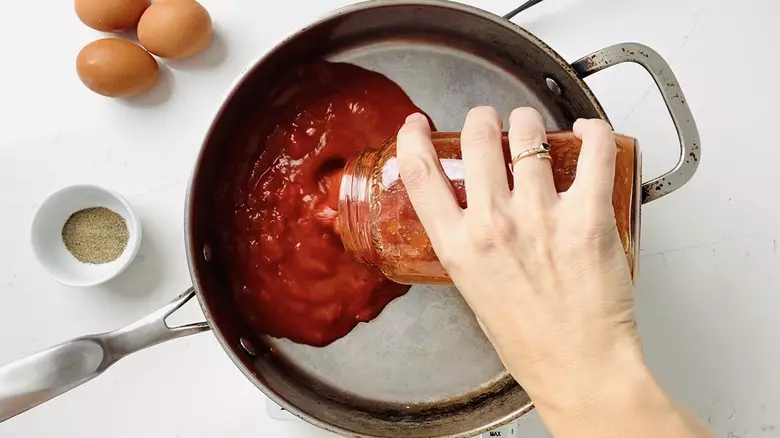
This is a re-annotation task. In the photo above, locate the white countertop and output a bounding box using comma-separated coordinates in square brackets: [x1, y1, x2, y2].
[1, 0, 778, 437]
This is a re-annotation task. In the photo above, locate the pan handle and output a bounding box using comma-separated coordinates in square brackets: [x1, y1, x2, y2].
[503, 0, 546, 19]
[571, 43, 701, 204]
[0, 288, 209, 423]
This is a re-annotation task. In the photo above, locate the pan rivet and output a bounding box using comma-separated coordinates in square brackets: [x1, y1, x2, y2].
[202, 244, 212, 262]
[545, 77, 562, 96]
[240, 337, 256, 356]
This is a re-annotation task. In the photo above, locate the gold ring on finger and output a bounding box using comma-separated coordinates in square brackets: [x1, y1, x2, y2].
[510, 143, 552, 174]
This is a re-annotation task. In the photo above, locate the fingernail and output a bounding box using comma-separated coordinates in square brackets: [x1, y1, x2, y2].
[406, 112, 426, 123]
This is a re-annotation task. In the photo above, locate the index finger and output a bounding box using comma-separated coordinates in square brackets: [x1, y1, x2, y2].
[397, 113, 463, 246]
[569, 118, 617, 205]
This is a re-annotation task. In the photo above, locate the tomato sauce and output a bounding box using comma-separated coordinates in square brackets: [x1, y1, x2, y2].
[215, 61, 424, 347]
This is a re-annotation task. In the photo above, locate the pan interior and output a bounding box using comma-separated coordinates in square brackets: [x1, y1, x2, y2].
[332, 40, 562, 131]
[266, 39, 562, 408]
[191, 2, 606, 436]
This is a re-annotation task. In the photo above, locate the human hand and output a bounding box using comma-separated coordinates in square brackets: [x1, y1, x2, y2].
[392, 107, 667, 437]
[397, 106, 639, 402]
[397, 107, 712, 437]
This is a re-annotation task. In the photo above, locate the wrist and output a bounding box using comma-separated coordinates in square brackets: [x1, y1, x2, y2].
[522, 345, 712, 438]
[522, 342, 653, 434]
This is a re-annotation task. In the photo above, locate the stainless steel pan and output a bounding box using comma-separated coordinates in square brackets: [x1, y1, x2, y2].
[0, 1, 700, 436]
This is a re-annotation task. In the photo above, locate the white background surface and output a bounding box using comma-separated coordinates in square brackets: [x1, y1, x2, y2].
[1, 0, 777, 437]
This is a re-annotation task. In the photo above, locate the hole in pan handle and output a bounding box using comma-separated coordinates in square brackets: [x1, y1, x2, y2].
[571, 43, 701, 204]
[0, 288, 210, 423]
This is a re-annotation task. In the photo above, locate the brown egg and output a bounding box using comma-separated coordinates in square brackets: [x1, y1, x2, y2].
[76, 39, 159, 98]
[75, 0, 151, 32]
[137, 0, 213, 59]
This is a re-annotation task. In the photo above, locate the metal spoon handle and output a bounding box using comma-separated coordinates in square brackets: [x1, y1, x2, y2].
[0, 288, 209, 423]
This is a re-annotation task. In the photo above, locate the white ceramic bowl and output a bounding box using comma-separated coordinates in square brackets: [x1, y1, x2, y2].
[31, 185, 142, 287]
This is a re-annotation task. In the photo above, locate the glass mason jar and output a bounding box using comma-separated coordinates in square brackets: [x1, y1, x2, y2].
[336, 132, 637, 285]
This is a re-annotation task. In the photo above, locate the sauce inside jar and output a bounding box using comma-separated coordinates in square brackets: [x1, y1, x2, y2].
[335, 132, 636, 284]
[214, 61, 425, 347]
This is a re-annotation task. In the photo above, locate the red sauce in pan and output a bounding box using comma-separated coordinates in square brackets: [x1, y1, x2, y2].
[215, 61, 424, 347]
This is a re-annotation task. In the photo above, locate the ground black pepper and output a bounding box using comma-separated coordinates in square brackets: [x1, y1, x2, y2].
[62, 207, 129, 264]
